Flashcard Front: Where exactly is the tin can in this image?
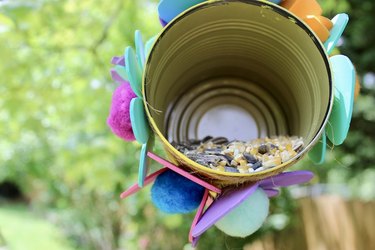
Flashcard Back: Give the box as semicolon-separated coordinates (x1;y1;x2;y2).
143;0;333;185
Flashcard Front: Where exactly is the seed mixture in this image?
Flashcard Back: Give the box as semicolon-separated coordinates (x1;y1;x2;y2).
172;136;304;173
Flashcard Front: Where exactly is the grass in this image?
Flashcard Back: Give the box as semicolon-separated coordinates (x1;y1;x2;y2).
0;203;74;250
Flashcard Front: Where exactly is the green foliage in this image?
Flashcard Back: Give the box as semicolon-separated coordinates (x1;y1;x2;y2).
0;204;73;250
0;0;374;249
0;0;164;249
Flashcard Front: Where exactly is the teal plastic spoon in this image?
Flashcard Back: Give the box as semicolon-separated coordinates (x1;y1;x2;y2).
324;13;349;55
130;97;150;144
135;30;145;68
308;132;327;164
125;46;143;97
326;55;355;145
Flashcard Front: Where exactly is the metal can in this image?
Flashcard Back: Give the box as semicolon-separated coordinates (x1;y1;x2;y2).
143;0;333;185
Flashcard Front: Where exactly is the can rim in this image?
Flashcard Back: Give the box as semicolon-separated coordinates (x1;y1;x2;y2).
143;0;333;178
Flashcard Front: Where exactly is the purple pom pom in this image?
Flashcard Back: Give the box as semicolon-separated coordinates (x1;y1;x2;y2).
107;83;137;141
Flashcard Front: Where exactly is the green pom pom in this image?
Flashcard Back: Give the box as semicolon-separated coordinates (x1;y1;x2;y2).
215;188;269;237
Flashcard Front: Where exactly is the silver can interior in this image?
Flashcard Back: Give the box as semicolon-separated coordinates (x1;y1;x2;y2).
144;1;332;151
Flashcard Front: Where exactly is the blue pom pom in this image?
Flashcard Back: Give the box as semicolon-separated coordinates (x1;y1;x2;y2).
151;170;205;214
215;188;269;237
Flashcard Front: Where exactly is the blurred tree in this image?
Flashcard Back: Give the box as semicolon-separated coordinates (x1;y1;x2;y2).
0;0;164;249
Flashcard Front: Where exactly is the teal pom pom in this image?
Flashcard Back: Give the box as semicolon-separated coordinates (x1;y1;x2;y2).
215;188;269;237
151;170;205;214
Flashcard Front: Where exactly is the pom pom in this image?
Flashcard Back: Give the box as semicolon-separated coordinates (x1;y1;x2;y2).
158;0;205;24
107;83;137;141
151;170;205;214
214;188;269;237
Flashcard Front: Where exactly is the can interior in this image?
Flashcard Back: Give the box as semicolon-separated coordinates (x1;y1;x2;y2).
144;1;331;166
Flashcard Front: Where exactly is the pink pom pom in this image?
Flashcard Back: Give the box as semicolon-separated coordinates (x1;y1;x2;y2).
107;83;137;141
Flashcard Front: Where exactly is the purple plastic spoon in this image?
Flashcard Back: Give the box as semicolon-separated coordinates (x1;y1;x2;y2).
191;170;314;244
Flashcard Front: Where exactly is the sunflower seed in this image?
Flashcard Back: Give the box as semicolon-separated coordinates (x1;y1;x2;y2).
188;139;201;145
251;161;262;170
244;153;258;164
202;136;213;143
225;166;239;173
211;137;229;144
